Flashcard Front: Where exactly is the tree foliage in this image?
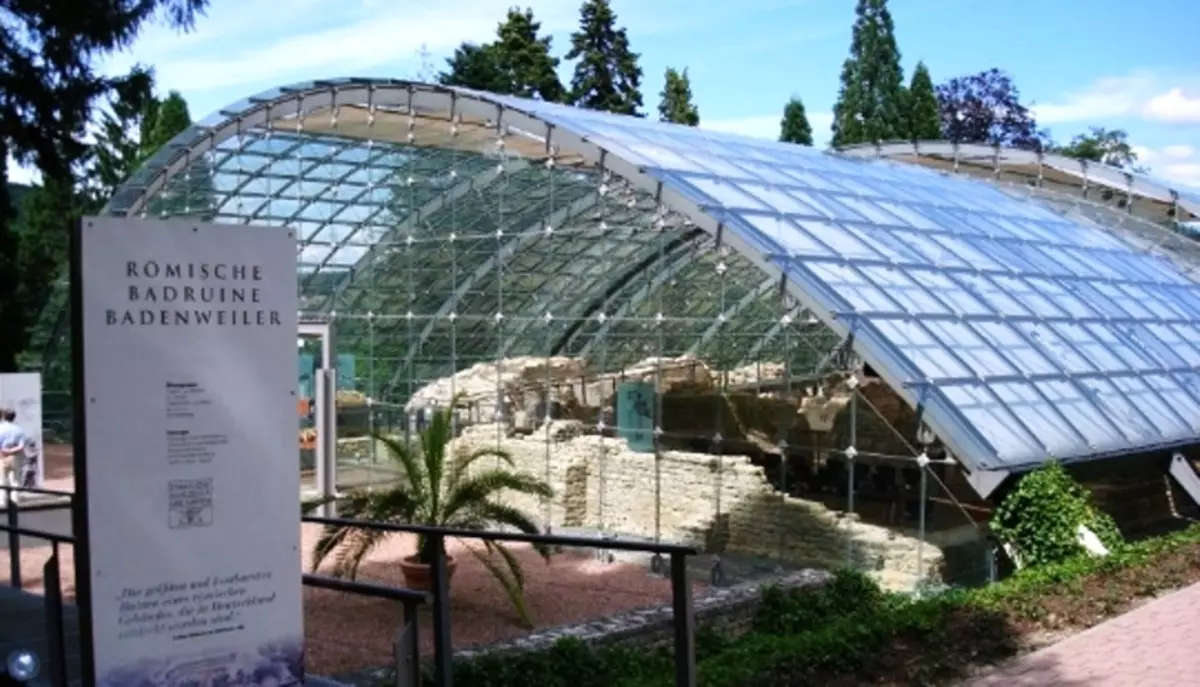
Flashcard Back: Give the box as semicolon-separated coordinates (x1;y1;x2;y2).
991;462;1124;568
566;0;644;115
1055;127;1142;170
438;8;564;102
936;68;1050;150
831;0;908;146
440;43;507;92
906;61;940;141
779;97;814;146
658;67;699;126
0;145;17;372
91;66;158;200
0;0;209;371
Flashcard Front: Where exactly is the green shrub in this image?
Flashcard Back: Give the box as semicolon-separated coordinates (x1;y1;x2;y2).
385;525;1200;687
431;638;671;687
753;568;887;635
990;461;1124;568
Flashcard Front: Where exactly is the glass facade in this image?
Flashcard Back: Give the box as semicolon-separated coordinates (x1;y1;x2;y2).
28;80;1200;591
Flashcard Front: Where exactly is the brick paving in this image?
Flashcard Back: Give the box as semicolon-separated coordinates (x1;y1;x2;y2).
965;582;1200;686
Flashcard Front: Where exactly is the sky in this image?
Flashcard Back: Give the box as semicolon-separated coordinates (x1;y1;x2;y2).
9;0;1200;189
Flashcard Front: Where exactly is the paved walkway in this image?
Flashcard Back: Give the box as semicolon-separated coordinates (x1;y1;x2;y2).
966;582;1200;686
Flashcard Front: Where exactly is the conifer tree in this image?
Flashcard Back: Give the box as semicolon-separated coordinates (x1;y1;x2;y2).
0;145;16;371
565;0;644;115
906;61;941;141
658;68;699;126
779;97;814;145
494;8;565;101
831;0;907;146
439;8;564;101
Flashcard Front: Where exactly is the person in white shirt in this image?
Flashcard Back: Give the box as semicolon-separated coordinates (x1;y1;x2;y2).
0;408;28;506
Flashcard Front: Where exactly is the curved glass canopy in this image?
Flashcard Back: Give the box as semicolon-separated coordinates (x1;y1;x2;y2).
34;79;1200;479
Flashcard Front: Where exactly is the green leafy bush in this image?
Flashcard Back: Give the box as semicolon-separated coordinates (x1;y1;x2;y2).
753;568;886;635
990;461;1124;568
379;524;1200;687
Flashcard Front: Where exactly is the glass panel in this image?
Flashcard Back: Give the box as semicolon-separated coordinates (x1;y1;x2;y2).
971;321;1057;375
988;381;1082;456
808;263;897;313
1033;379;1124;450
940;384;1042;460
873;319;971;379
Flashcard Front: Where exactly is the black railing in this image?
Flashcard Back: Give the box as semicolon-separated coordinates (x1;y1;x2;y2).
0;484;76;687
3;489;700;686
303;574;429;686
303;515;700;687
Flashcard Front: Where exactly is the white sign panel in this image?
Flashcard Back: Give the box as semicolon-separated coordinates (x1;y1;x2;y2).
0;372;44;489
79;216;303;686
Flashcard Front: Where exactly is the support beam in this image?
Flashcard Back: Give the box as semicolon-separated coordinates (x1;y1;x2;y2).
685;276;776;356
575;239;706;359
1169;453;1200;508
321;159;529;312
739;303;803;364
385;191;601;394
964;467;1009;500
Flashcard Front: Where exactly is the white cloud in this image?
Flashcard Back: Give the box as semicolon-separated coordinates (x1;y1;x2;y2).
98;0;713;99
1142;88;1200;124
104;1;576;94
1033;73;1200;128
701;111;834;146
1032;73;1158;124
1133;145;1200;190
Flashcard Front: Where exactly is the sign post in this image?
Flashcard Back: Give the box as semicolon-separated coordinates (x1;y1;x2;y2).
73;216;303;686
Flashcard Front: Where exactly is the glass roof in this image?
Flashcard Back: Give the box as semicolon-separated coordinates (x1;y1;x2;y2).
481;93;1200;470
34;79;1200;476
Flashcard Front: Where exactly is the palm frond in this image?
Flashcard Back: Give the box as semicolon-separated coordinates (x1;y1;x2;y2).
301;494;335;516
422;405;455;518
463;540;535;629
442;469;553;523
331;526;391;580
374;433;426;501
310;487;421;574
446;445;515;490
459;500;553;561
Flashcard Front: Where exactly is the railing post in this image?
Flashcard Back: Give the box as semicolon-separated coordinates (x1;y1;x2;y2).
394;600;421;687
6;488;20;589
669;551;696;687
45;548;67;687
430;534;454;687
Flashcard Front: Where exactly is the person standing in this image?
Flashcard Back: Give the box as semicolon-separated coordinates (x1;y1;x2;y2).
0;408;27;506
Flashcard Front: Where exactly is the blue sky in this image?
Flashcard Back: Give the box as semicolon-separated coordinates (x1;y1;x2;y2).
11;0;1200;187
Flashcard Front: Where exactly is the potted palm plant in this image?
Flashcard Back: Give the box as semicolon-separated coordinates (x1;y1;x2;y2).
307;399;554;627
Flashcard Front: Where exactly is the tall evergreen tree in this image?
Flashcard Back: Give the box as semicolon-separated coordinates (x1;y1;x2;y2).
658;68;699;126
779;97;814;145
439;43;507;92
0;144;17;371
906;61;940;141
92;66;157;200
0;0;209;371
14;177;77;359
830;0;907;147
439;8;564;101
493;7;565;101
565;0;644;115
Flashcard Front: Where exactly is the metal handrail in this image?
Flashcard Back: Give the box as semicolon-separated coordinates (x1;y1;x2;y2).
1;488;700;687
302;514;700;687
